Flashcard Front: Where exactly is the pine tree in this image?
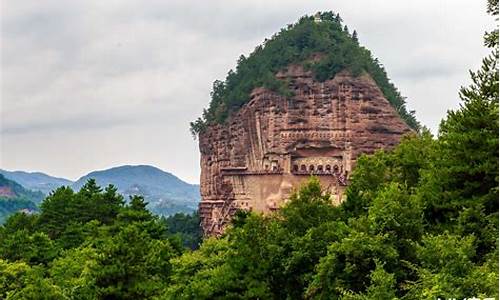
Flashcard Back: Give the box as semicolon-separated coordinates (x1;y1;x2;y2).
352;30;358;43
335;13;342;23
435;0;498;214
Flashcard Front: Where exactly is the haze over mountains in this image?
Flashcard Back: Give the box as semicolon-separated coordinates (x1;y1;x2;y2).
0;169;73;196
72;165;200;216
0;165;200;219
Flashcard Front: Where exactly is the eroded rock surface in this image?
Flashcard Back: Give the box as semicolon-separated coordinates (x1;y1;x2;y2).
198;66;412;236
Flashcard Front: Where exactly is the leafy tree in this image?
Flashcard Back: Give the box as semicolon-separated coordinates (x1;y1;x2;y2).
37;180;124;245
0;230;57;265
404;233;498;299
163;238;239;300
0;259;31;299
165;211;203;250
0;212;38;236
90;224;176;299
340;261;398;300
0;260;64;300
49;247;98;299
37;186;75;239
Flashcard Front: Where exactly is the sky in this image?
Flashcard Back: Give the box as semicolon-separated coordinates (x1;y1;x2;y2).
0;0;495;184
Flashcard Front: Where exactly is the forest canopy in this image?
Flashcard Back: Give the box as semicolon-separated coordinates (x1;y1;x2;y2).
190;11;419;136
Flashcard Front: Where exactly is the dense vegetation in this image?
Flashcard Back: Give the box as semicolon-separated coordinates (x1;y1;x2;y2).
190;11;419;136
0;180;202;299
0;174;43;223
1;2;497;299
165;212;202;250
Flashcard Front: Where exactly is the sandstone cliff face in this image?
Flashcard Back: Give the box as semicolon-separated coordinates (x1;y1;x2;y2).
199;65;412;236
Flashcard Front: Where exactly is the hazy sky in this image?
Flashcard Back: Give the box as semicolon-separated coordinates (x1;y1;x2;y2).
0;0;495;184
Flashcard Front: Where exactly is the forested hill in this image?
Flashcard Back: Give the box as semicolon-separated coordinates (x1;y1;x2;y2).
0;166;200;220
191;11;419;135
0;174;42;223
72;165;200;216
0;170;73;197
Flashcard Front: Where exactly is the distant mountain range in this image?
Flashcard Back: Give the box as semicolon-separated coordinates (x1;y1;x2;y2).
72;165;200;216
0;169;73;196
0;165;200;218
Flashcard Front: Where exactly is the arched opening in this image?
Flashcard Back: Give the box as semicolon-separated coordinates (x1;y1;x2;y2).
317;165;323;172
333;165;339;173
325;165;331;173
293;165;299;172
309;165;315;172
301;164;307;172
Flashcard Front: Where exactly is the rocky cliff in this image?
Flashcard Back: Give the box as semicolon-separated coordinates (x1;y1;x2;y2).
198;65;412;236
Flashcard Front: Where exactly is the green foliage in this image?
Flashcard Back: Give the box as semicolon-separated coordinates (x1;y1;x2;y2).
279;177;339;235
0;260;65;300
1;212;38;235
339;260;398;300
90;225;176;299
191;11;418;136
0;179;196;299
165;211;202;250
49;247;98;299
342;131;434;218
0;230;58;265
164;238;237;299
404;233;499;299
36;181;124;243
0;259;32;299
360;261;398;300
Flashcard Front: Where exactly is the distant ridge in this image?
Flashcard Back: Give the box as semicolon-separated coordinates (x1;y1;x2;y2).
73;165;200;216
1;165;200;217
0;169;73;196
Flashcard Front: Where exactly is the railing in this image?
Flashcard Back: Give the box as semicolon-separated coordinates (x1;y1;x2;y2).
292;170;348;186
221;168;284;176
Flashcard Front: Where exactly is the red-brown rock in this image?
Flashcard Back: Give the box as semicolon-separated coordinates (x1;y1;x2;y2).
198;65;412;236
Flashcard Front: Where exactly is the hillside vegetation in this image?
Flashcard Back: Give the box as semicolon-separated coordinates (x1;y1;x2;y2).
191;11;419;136
0;179;202;299
0;174;42;223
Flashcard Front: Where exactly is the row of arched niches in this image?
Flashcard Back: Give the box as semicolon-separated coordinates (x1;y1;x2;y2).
292;163;343;175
